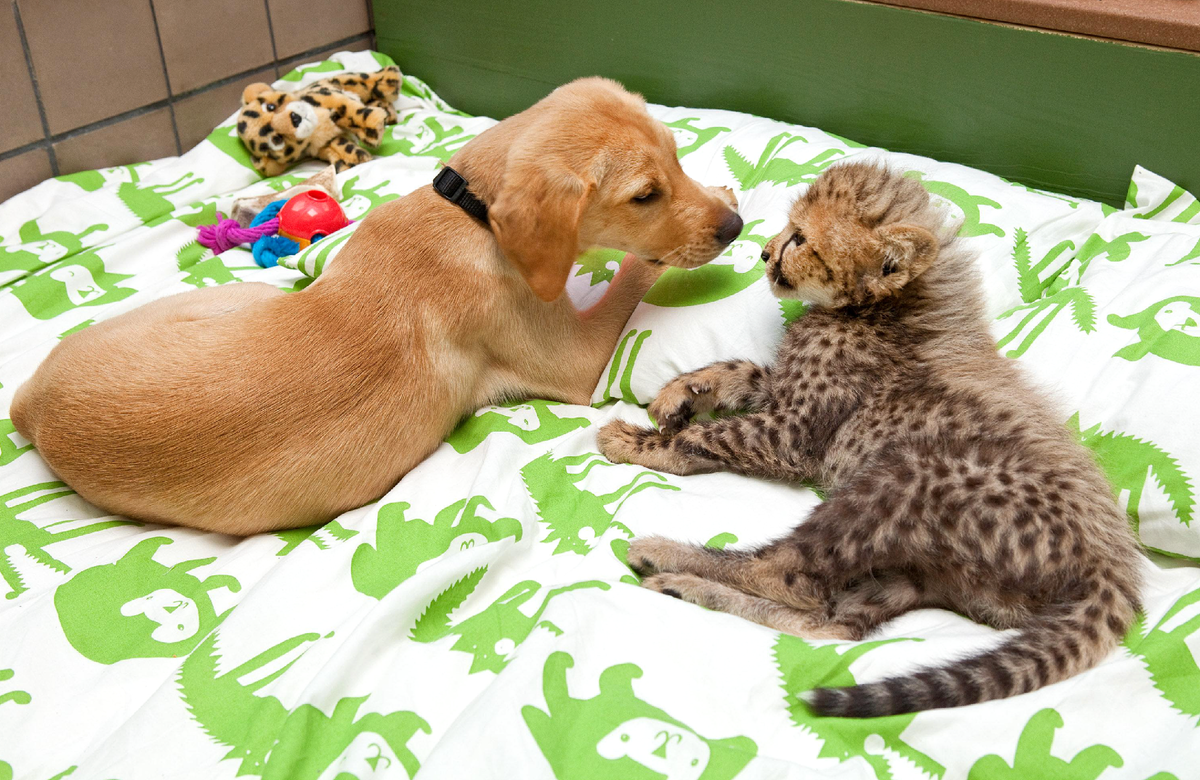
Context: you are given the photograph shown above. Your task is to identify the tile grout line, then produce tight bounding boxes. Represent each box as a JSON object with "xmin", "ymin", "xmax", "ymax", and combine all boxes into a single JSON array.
[
  {"xmin": 12, "ymin": 0, "xmax": 58, "ymax": 175},
  {"xmin": 262, "ymin": 0, "xmax": 281, "ymax": 79},
  {"xmin": 0, "ymin": 31, "xmax": 375, "ymax": 167},
  {"xmin": 145, "ymin": 0, "xmax": 182, "ymax": 156}
]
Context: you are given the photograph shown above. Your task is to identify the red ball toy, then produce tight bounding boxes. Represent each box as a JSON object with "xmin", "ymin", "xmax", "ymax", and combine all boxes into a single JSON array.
[{"xmin": 277, "ymin": 190, "xmax": 350, "ymax": 249}]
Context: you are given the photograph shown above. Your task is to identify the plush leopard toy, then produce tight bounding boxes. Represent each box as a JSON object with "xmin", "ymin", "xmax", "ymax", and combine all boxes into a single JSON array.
[{"xmin": 237, "ymin": 65, "xmax": 402, "ymax": 176}]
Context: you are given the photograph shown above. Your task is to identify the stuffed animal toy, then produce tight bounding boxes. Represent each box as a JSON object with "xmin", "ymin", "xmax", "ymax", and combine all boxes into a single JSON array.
[{"xmin": 236, "ymin": 66, "xmax": 402, "ymax": 176}]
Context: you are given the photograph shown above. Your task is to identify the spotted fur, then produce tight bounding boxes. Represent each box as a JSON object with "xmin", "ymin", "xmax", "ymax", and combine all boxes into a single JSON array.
[
  {"xmin": 236, "ymin": 66, "xmax": 402, "ymax": 176},
  {"xmin": 598, "ymin": 162, "xmax": 1142, "ymax": 718}
]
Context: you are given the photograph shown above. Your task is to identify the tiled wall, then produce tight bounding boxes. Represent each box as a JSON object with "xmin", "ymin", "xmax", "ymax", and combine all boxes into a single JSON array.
[{"xmin": 0, "ymin": 0, "xmax": 375, "ymax": 204}]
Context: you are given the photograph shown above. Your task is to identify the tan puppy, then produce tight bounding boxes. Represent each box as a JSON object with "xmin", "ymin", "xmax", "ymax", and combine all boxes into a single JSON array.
[{"xmin": 11, "ymin": 78, "xmax": 741, "ymax": 535}]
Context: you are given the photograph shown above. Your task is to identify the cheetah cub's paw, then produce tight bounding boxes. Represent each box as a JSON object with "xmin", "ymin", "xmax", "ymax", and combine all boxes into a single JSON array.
[
  {"xmin": 650, "ymin": 374, "xmax": 713, "ymax": 434},
  {"xmin": 597, "ymin": 419, "xmax": 648, "ymax": 464},
  {"xmin": 626, "ymin": 535, "xmax": 687, "ymax": 576},
  {"xmin": 707, "ymin": 185, "xmax": 739, "ymax": 212}
]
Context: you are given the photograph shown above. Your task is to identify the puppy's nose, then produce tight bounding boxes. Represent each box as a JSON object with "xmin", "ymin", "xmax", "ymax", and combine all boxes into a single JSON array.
[{"xmin": 716, "ymin": 211, "xmax": 743, "ymax": 245}]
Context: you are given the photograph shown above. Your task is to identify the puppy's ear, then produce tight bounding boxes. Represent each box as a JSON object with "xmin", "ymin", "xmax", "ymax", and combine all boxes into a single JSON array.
[
  {"xmin": 863, "ymin": 223, "xmax": 938, "ymax": 300},
  {"xmin": 242, "ymin": 83, "xmax": 271, "ymax": 105},
  {"xmin": 489, "ymin": 157, "xmax": 592, "ymax": 302}
]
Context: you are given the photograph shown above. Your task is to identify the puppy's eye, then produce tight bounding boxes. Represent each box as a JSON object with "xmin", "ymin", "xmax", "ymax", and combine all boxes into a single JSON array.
[{"xmin": 631, "ymin": 190, "xmax": 659, "ymax": 204}]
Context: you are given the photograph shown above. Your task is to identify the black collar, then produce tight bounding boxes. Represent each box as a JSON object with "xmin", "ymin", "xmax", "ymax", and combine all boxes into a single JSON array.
[{"xmin": 433, "ymin": 166, "xmax": 489, "ymax": 223}]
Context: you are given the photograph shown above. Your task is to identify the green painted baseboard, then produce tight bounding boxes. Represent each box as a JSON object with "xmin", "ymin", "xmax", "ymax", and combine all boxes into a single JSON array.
[{"xmin": 375, "ymin": 0, "xmax": 1198, "ymax": 206}]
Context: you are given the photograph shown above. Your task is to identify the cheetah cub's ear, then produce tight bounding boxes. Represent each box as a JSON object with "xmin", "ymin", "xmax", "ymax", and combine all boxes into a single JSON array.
[{"xmin": 864, "ymin": 222, "xmax": 939, "ymax": 301}]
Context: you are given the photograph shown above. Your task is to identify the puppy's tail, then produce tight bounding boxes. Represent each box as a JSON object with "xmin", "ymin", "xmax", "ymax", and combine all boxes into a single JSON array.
[{"xmin": 806, "ymin": 585, "xmax": 1136, "ymax": 718}]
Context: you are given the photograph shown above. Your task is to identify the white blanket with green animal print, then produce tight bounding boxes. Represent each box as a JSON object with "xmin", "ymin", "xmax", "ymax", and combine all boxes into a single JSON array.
[{"xmin": 1, "ymin": 50, "xmax": 1198, "ymax": 780}]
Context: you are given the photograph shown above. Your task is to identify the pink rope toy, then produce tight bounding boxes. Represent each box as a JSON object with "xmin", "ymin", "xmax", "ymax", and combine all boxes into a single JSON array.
[{"xmin": 198, "ymin": 216, "xmax": 280, "ymax": 255}]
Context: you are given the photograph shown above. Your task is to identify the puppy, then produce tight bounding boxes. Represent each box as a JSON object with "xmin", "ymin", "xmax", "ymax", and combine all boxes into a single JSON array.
[{"xmin": 11, "ymin": 78, "xmax": 742, "ymax": 534}]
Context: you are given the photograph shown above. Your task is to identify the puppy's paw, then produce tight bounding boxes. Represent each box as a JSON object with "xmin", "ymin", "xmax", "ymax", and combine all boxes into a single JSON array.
[
  {"xmin": 596, "ymin": 419, "xmax": 649, "ymax": 464},
  {"xmin": 708, "ymin": 185, "xmax": 739, "ymax": 211},
  {"xmin": 650, "ymin": 375, "xmax": 712, "ymax": 434}
]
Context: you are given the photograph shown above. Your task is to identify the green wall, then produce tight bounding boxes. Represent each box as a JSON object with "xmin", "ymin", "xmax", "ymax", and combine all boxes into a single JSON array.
[{"xmin": 376, "ymin": 0, "xmax": 1199, "ymax": 205}]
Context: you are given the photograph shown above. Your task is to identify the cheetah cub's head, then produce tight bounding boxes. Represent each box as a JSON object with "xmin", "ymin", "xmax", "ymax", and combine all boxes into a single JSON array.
[{"xmin": 761, "ymin": 162, "xmax": 949, "ymax": 308}]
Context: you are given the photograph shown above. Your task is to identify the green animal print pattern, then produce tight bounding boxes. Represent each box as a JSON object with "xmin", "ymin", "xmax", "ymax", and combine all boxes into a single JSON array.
[
  {"xmin": 774, "ymin": 635, "xmax": 943, "ymax": 780},
  {"xmin": 3, "ymin": 51, "xmax": 1200, "ymax": 780},
  {"xmin": 1108, "ymin": 295, "xmax": 1200, "ymax": 367},
  {"xmin": 523, "ymin": 651, "xmax": 757, "ymax": 780}
]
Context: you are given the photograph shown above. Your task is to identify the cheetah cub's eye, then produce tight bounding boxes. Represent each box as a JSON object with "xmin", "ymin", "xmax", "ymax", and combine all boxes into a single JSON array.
[{"xmin": 882, "ymin": 258, "xmax": 899, "ymax": 276}]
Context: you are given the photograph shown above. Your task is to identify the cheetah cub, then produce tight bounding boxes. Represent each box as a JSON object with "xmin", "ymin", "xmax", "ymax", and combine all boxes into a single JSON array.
[{"xmin": 597, "ymin": 162, "xmax": 1141, "ymax": 718}]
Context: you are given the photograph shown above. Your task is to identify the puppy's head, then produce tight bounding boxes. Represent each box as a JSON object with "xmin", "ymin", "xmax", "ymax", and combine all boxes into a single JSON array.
[
  {"xmin": 761, "ymin": 162, "xmax": 943, "ymax": 308},
  {"xmin": 483, "ymin": 78, "xmax": 742, "ymax": 301}
]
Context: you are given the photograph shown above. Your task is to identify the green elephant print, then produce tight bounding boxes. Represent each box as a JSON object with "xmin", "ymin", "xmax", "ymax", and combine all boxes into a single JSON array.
[
  {"xmin": 2, "ymin": 482, "xmax": 133, "ymax": 601},
  {"xmin": 180, "ymin": 631, "xmax": 430, "ymax": 779},
  {"xmin": 522, "ymin": 651, "xmax": 757, "ymax": 780},
  {"xmin": 352, "ymin": 496, "xmax": 522, "ymax": 599},
  {"xmin": 1108, "ymin": 296, "xmax": 1200, "ymax": 367},
  {"xmin": 643, "ymin": 219, "xmax": 774, "ymax": 307},
  {"xmin": 0, "ymin": 219, "xmax": 107, "ymax": 279},
  {"xmin": 520, "ymin": 451, "xmax": 678, "ymax": 556},
  {"xmin": 11, "ymin": 248, "xmax": 136, "ymax": 320},
  {"xmin": 54, "ymin": 536, "xmax": 240, "ymax": 664},
  {"xmin": 774, "ymin": 634, "xmax": 943, "ymax": 780},
  {"xmin": 411, "ymin": 573, "xmax": 608, "ymax": 674},
  {"xmin": 446, "ymin": 399, "xmax": 591, "ymax": 454}
]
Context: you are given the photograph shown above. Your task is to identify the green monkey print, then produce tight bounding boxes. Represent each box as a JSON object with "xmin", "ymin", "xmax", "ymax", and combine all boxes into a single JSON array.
[
  {"xmin": 446, "ymin": 399, "xmax": 591, "ymax": 454},
  {"xmin": 643, "ymin": 219, "xmax": 774, "ymax": 307},
  {"xmin": 521, "ymin": 451, "xmax": 678, "ymax": 556},
  {"xmin": 352, "ymin": 496, "xmax": 522, "ymax": 599},
  {"xmin": 179, "ymin": 631, "xmax": 430, "ymax": 779},
  {"xmin": 411, "ymin": 573, "xmax": 609, "ymax": 674},
  {"xmin": 54, "ymin": 536, "xmax": 240, "ymax": 664},
  {"xmin": 0, "ymin": 219, "xmax": 108, "ymax": 279},
  {"xmin": 1108, "ymin": 296, "xmax": 1200, "ymax": 367},
  {"xmin": 905, "ymin": 171, "xmax": 1004, "ymax": 238},
  {"xmin": 11, "ymin": 247, "xmax": 136, "ymax": 320},
  {"xmin": 774, "ymin": 634, "xmax": 943, "ymax": 780},
  {"xmin": 723, "ymin": 133, "xmax": 844, "ymax": 190},
  {"xmin": 1066, "ymin": 413, "xmax": 1193, "ymax": 534},
  {"xmin": 1125, "ymin": 585, "xmax": 1200, "ymax": 720},
  {"xmin": 663, "ymin": 117, "xmax": 731, "ymax": 159},
  {"xmin": 967, "ymin": 708, "xmax": 1177, "ymax": 780},
  {"xmin": 522, "ymin": 651, "xmax": 757, "ymax": 780},
  {"xmin": 1, "ymin": 482, "xmax": 134, "ymax": 601}
]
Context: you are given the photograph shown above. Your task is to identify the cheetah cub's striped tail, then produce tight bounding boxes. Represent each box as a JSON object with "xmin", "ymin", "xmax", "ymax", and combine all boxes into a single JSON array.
[{"xmin": 805, "ymin": 585, "xmax": 1136, "ymax": 718}]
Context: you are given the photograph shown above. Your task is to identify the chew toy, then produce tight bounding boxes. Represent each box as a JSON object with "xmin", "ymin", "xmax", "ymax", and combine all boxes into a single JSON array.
[{"xmin": 197, "ymin": 192, "xmax": 350, "ymax": 268}]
